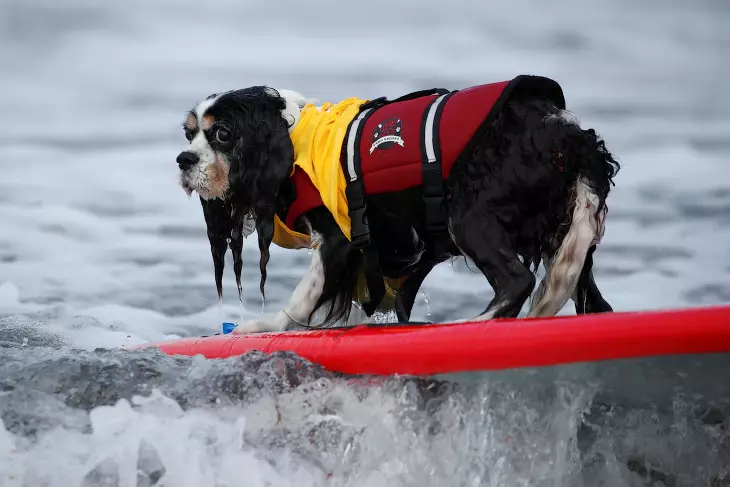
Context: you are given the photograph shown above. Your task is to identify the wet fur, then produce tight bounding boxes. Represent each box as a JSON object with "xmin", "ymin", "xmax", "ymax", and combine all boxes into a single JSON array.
[{"xmin": 178, "ymin": 86, "xmax": 620, "ymax": 329}]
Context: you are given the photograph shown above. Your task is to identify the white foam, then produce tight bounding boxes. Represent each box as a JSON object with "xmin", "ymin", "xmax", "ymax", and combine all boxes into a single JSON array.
[{"xmin": 0, "ymin": 390, "xmax": 326, "ymax": 487}]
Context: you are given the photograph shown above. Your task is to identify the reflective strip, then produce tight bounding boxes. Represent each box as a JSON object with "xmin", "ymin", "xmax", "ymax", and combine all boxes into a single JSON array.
[
  {"xmin": 346, "ymin": 108, "xmax": 373, "ymax": 182},
  {"xmin": 423, "ymin": 94, "xmax": 448, "ymax": 163}
]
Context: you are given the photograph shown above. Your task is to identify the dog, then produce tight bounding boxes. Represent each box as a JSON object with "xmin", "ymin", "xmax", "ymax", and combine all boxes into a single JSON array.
[{"xmin": 177, "ymin": 75, "xmax": 620, "ymax": 334}]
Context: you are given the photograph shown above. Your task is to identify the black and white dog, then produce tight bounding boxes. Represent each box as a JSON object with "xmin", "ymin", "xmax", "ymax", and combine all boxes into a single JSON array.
[{"xmin": 177, "ymin": 81, "xmax": 619, "ymax": 334}]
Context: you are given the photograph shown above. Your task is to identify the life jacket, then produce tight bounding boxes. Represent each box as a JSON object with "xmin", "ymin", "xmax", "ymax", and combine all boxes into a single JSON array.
[
  {"xmin": 272, "ymin": 75, "xmax": 565, "ymax": 315},
  {"xmin": 272, "ymin": 96, "xmax": 368, "ymax": 250}
]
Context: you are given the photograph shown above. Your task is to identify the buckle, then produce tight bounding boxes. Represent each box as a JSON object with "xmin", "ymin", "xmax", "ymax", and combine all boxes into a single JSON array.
[
  {"xmin": 423, "ymin": 195, "xmax": 448, "ymax": 234},
  {"xmin": 350, "ymin": 206, "xmax": 371, "ymax": 250}
]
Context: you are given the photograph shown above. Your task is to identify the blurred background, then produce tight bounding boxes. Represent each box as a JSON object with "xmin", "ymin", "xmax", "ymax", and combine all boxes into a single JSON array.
[{"xmin": 1, "ymin": 0, "xmax": 729, "ymax": 485}]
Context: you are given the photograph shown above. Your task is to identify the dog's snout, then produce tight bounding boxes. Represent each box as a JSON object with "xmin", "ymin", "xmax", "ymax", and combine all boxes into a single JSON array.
[{"xmin": 177, "ymin": 151, "xmax": 199, "ymax": 170}]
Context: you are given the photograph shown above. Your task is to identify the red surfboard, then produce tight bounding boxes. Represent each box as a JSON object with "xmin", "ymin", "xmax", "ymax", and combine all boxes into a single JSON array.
[{"xmin": 134, "ymin": 305, "xmax": 730, "ymax": 377}]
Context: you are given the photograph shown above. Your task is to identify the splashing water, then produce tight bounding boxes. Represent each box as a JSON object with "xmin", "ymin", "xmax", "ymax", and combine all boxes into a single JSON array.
[
  {"xmin": 1, "ymin": 330, "xmax": 728, "ymax": 487},
  {"xmin": 217, "ymin": 299, "xmax": 225, "ymax": 329},
  {"xmin": 419, "ymin": 292, "xmax": 432, "ymax": 322}
]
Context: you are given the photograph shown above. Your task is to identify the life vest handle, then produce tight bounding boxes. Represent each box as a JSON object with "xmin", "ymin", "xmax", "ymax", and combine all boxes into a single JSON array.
[{"xmin": 359, "ymin": 88, "xmax": 452, "ymax": 112}]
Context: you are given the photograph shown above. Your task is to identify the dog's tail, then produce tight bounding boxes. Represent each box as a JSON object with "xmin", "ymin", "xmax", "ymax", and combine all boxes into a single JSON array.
[{"xmin": 528, "ymin": 124, "xmax": 619, "ymax": 317}]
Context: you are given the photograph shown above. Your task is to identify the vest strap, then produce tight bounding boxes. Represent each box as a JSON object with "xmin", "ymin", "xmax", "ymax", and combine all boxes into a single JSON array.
[
  {"xmin": 342, "ymin": 88, "xmax": 456, "ymax": 317},
  {"xmin": 359, "ymin": 87, "xmax": 450, "ymax": 112},
  {"xmin": 342, "ymin": 107, "xmax": 385, "ymax": 316},
  {"xmin": 420, "ymin": 92, "xmax": 455, "ymax": 257}
]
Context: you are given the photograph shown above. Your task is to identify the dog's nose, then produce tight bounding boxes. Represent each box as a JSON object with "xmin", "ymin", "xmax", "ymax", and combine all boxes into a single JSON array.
[{"xmin": 177, "ymin": 151, "xmax": 199, "ymax": 170}]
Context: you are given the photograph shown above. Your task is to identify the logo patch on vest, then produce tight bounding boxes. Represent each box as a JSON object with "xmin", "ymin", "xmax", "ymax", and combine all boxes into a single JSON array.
[{"xmin": 370, "ymin": 117, "xmax": 404, "ymax": 154}]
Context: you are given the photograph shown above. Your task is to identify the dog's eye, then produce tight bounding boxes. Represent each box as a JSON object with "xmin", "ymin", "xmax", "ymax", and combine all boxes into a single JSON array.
[
  {"xmin": 184, "ymin": 129, "xmax": 193, "ymax": 141},
  {"xmin": 216, "ymin": 128, "xmax": 231, "ymax": 143}
]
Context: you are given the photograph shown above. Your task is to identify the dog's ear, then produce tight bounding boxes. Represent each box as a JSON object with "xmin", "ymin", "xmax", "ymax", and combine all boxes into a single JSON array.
[
  {"xmin": 226, "ymin": 88, "xmax": 295, "ymax": 303},
  {"xmin": 254, "ymin": 202, "xmax": 275, "ymax": 304},
  {"xmin": 199, "ymin": 196, "xmax": 244, "ymax": 303},
  {"xmin": 226, "ymin": 90, "xmax": 294, "ymax": 212}
]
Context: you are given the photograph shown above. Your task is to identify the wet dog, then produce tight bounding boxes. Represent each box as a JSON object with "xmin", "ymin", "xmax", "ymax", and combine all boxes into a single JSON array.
[{"xmin": 177, "ymin": 77, "xmax": 619, "ymax": 333}]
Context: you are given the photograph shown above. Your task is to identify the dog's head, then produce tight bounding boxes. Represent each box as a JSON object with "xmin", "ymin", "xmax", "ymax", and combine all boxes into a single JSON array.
[
  {"xmin": 177, "ymin": 86, "xmax": 308, "ymax": 201},
  {"xmin": 177, "ymin": 86, "xmax": 312, "ymax": 301}
]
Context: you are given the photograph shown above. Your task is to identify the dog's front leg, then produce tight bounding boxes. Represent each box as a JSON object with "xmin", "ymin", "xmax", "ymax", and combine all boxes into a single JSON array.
[{"xmin": 233, "ymin": 245, "xmax": 325, "ymax": 334}]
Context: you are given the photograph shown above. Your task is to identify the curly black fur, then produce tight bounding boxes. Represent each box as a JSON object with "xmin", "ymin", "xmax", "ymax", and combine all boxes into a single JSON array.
[
  {"xmin": 199, "ymin": 196, "xmax": 244, "ymax": 302},
  {"xmin": 447, "ymin": 99, "xmax": 620, "ymax": 271}
]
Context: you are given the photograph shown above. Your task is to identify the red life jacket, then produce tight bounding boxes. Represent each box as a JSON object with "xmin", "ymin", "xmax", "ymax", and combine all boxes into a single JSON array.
[
  {"xmin": 280, "ymin": 75, "xmax": 565, "ymax": 316},
  {"xmin": 282, "ymin": 75, "xmax": 565, "ymax": 231}
]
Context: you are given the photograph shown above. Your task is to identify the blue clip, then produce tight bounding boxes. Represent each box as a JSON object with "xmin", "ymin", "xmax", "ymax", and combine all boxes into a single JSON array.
[{"xmin": 221, "ymin": 322, "xmax": 238, "ymax": 334}]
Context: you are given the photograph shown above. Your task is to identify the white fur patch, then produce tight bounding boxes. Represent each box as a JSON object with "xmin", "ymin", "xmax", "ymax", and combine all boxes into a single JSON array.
[
  {"xmin": 180, "ymin": 130, "xmax": 220, "ymax": 200},
  {"xmin": 528, "ymin": 178, "xmax": 604, "ymax": 317},
  {"xmin": 234, "ymin": 235, "xmax": 326, "ymax": 334},
  {"xmin": 447, "ymin": 301, "xmax": 507, "ymax": 323},
  {"xmin": 270, "ymin": 87, "xmax": 320, "ymax": 132},
  {"xmin": 282, "ymin": 237, "xmax": 325, "ymax": 325},
  {"xmin": 472, "ymin": 302, "xmax": 506, "ymax": 321},
  {"xmin": 194, "ymin": 94, "xmax": 222, "ymax": 121},
  {"xmin": 544, "ymin": 108, "xmax": 580, "ymax": 126}
]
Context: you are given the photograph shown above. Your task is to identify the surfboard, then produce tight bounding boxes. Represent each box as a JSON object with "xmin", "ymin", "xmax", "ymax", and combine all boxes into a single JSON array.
[{"xmin": 134, "ymin": 305, "xmax": 730, "ymax": 376}]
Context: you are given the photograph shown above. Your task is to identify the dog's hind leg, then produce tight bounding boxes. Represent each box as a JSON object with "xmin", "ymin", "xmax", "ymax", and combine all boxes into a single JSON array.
[
  {"xmin": 449, "ymin": 211, "xmax": 535, "ymax": 320},
  {"xmin": 571, "ymin": 245, "xmax": 613, "ymax": 314},
  {"xmin": 528, "ymin": 178, "xmax": 605, "ymax": 317},
  {"xmin": 533, "ymin": 247, "xmax": 611, "ymax": 316},
  {"xmin": 530, "ymin": 253, "xmax": 551, "ymax": 313}
]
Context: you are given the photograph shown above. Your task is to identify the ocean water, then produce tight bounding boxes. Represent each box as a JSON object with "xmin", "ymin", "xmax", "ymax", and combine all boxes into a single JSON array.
[{"xmin": 1, "ymin": 0, "xmax": 729, "ymax": 485}]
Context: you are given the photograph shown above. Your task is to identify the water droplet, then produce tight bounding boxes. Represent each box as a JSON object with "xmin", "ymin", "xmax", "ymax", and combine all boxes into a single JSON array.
[{"xmin": 420, "ymin": 291, "xmax": 432, "ymax": 320}]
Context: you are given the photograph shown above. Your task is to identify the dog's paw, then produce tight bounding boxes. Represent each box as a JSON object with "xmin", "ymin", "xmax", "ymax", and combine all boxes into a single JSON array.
[
  {"xmin": 232, "ymin": 311, "xmax": 290, "ymax": 334},
  {"xmin": 230, "ymin": 320, "xmax": 268, "ymax": 334}
]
